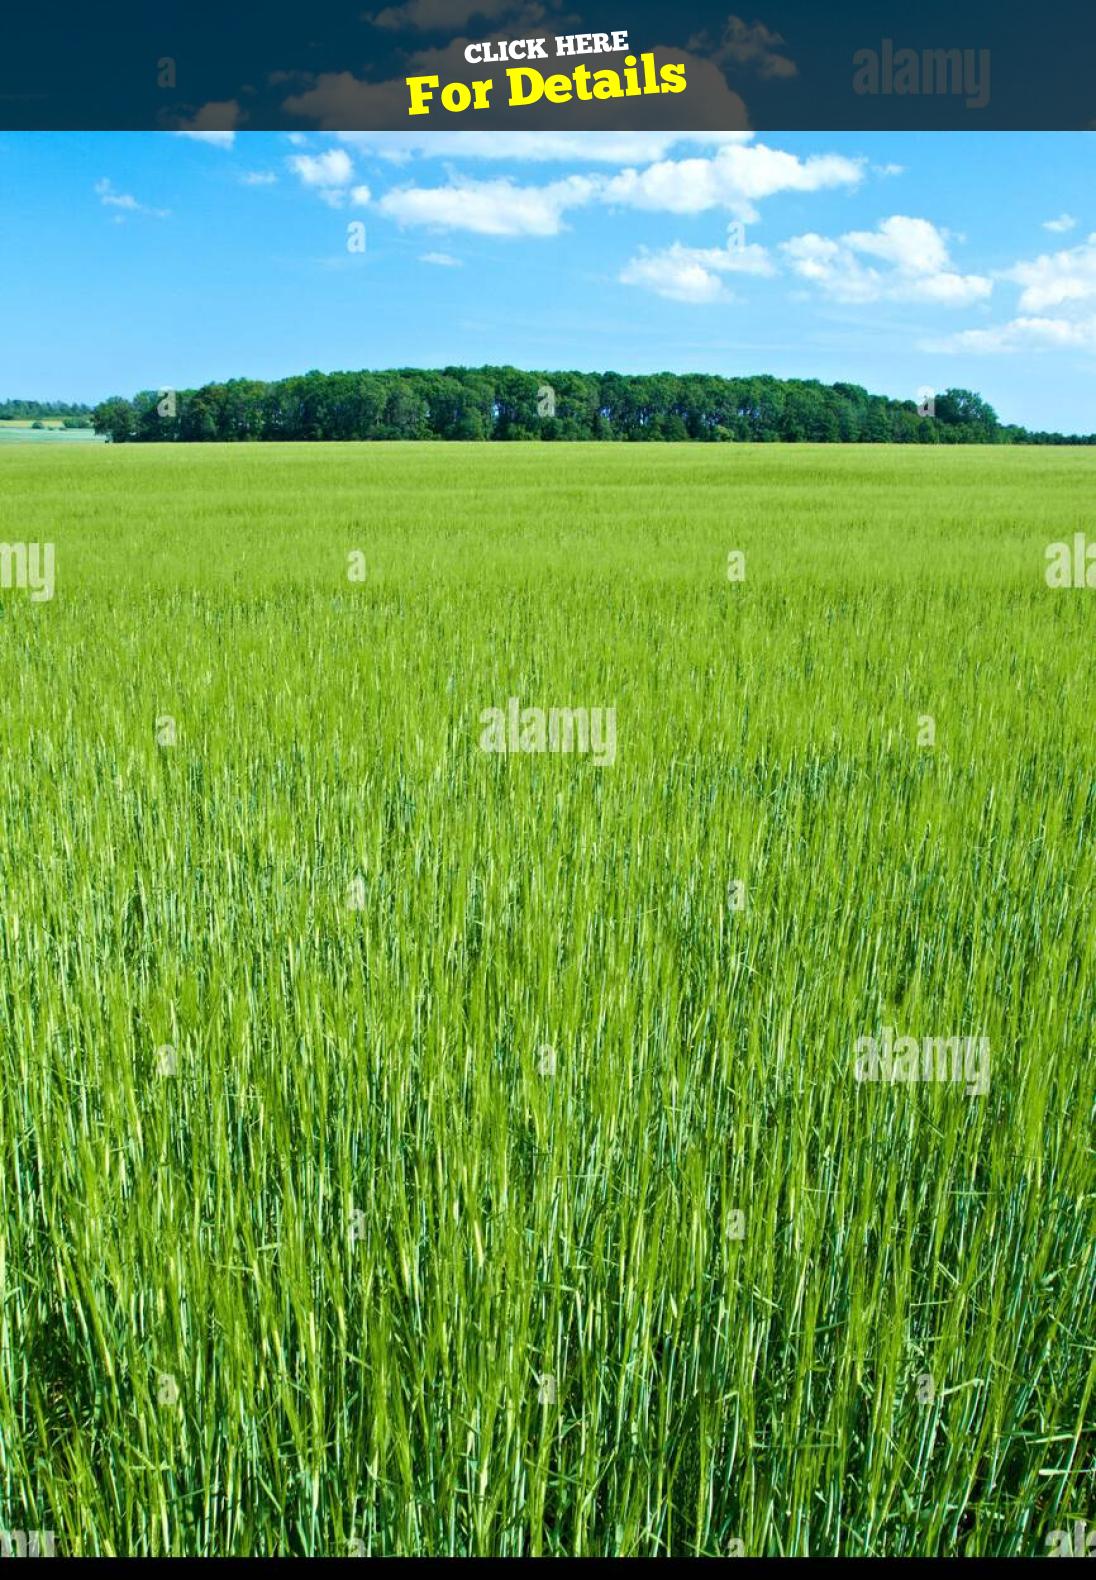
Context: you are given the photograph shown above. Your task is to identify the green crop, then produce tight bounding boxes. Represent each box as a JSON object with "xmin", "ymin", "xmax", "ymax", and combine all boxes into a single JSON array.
[{"xmin": 0, "ymin": 441, "xmax": 1092, "ymax": 1555}]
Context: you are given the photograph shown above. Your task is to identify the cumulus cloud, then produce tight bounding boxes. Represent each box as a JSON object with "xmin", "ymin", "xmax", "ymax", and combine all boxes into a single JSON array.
[
  {"xmin": 240, "ymin": 170, "xmax": 278, "ymax": 186},
  {"xmin": 1003, "ymin": 232, "xmax": 1096, "ymax": 311},
  {"xmin": 94, "ymin": 178, "xmax": 170, "ymax": 219},
  {"xmin": 420, "ymin": 251, "xmax": 463, "ymax": 266},
  {"xmin": 171, "ymin": 102, "xmax": 243, "ymax": 140},
  {"xmin": 928, "ymin": 233, "xmax": 1096, "ymax": 354},
  {"xmin": 600, "ymin": 142, "xmax": 862, "ymax": 222},
  {"xmin": 174, "ymin": 130, "xmax": 236, "ymax": 148},
  {"xmin": 781, "ymin": 215, "xmax": 991, "ymax": 306},
  {"xmin": 373, "ymin": 139, "xmax": 861, "ymax": 237},
  {"xmin": 1043, "ymin": 213, "xmax": 1077, "ymax": 233},
  {"xmin": 289, "ymin": 148, "xmax": 355, "ymax": 188},
  {"xmin": 286, "ymin": 149, "xmax": 370, "ymax": 207},
  {"xmin": 379, "ymin": 172, "xmax": 596, "ymax": 234},
  {"xmin": 929, "ymin": 316, "xmax": 1096, "ymax": 353},
  {"xmin": 620, "ymin": 229, "xmax": 774, "ymax": 302},
  {"xmin": 336, "ymin": 131, "xmax": 754, "ymax": 163},
  {"xmin": 686, "ymin": 15, "xmax": 797, "ymax": 79}
]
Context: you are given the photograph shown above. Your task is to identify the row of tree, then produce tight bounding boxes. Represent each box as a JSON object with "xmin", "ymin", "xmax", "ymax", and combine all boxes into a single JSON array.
[
  {"xmin": 86, "ymin": 369, "xmax": 1093, "ymax": 445},
  {"xmin": 0, "ymin": 399, "xmax": 93, "ymax": 425}
]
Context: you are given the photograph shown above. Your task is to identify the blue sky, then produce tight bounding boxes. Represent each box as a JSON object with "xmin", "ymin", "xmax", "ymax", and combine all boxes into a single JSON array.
[{"xmin": 1, "ymin": 131, "xmax": 1094, "ymax": 431}]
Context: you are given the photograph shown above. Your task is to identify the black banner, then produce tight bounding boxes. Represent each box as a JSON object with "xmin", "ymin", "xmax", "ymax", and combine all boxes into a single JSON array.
[{"xmin": 2, "ymin": 0, "xmax": 1093, "ymax": 130}]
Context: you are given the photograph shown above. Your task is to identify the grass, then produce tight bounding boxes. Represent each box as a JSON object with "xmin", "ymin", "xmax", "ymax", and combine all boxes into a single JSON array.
[{"xmin": 0, "ymin": 441, "xmax": 1092, "ymax": 1556}]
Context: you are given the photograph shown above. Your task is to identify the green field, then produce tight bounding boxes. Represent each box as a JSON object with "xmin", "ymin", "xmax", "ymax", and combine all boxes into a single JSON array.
[
  {"xmin": 0, "ymin": 423, "xmax": 105, "ymax": 446},
  {"xmin": 0, "ymin": 442, "xmax": 1092, "ymax": 1556}
]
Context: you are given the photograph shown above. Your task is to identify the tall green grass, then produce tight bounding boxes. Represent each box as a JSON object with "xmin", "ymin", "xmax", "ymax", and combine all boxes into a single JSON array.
[{"xmin": 0, "ymin": 442, "xmax": 1092, "ymax": 1554}]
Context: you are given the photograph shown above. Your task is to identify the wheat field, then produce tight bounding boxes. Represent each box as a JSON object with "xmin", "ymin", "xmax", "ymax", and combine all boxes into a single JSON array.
[{"xmin": 0, "ymin": 441, "xmax": 1092, "ymax": 1555}]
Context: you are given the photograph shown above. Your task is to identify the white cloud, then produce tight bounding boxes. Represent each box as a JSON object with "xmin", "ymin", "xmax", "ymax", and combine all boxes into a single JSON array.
[
  {"xmin": 621, "ymin": 252, "xmax": 728, "ymax": 304},
  {"xmin": 288, "ymin": 148, "xmax": 355, "ymax": 188},
  {"xmin": 1043, "ymin": 213, "xmax": 1077, "ymax": 233},
  {"xmin": 94, "ymin": 178, "xmax": 170, "ymax": 219},
  {"xmin": 420, "ymin": 251, "xmax": 463, "ymax": 266},
  {"xmin": 620, "ymin": 231, "xmax": 774, "ymax": 303},
  {"xmin": 929, "ymin": 316, "xmax": 1096, "ymax": 354},
  {"xmin": 379, "ymin": 173, "xmax": 596, "ymax": 235},
  {"xmin": 927, "ymin": 233, "xmax": 1096, "ymax": 354},
  {"xmin": 240, "ymin": 171, "xmax": 278, "ymax": 186},
  {"xmin": 842, "ymin": 215, "xmax": 951, "ymax": 271},
  {"xmin": 336, "ymin": 131, "xmax": 754, "ymax": 164},
  {"xmin": 95, "ymin": 180, "xmax": 138, "ymax": 211},
  {"xmin": 1003, "ymin": 232, "xmax": 1096, "ymax": 311},
  {"xmin": 781, "ymin": 216, "xmax": 991, "ymax": 306},
  {"xmin": 286, "ymin": 149, "xmax": 371, "ymax": 208},
  {"xmin": 600, "ymin": 143, "xmax": 864, "ymax": 222},
  {"xmin": 373, "ymin": 140, "xmax": 861, "ymax": 238},
  {"xmin": 175, "ymin": 129, "xmax": 236, "ymax": 148}
]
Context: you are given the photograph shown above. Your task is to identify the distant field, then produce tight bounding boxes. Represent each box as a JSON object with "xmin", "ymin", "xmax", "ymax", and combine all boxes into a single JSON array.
[
  {"xmin": 0, "ymin": 421, "xmax": 103, "ymax": 443},
  {"xmin": 0, "ymin": 443, "xmax": 1092, "ymax": 1557}
]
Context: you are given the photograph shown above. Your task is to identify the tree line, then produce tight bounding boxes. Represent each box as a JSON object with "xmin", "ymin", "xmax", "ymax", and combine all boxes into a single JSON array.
[
  {"xmin": 85, "ymin": 369, "xmax": 1094, "ymax": 445},
  {"xmin": 0, "ymin": 399, "xmax": 93, "ymax": 425}
]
